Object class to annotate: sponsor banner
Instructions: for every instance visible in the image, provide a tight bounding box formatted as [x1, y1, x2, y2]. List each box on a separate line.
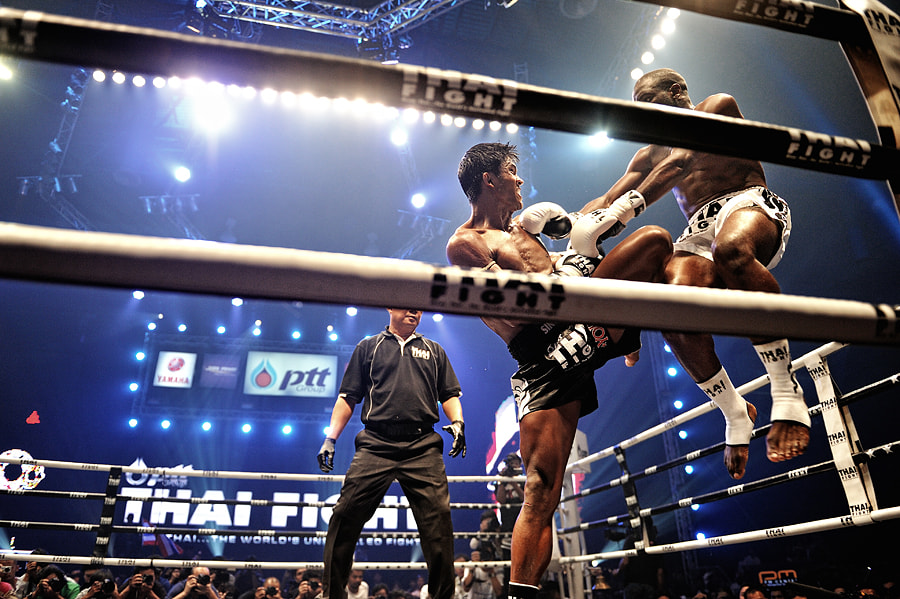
[154, 351, 197, 388]
[199, 354, 241, 389]
[243, 351, 337, 397]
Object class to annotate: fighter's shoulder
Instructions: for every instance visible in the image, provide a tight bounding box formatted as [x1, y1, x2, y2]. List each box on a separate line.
[446, 226, 502, 268]
[696, 93, 743, 118]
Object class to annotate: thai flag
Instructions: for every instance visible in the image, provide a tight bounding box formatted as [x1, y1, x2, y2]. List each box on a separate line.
[141, 521, 183, 557]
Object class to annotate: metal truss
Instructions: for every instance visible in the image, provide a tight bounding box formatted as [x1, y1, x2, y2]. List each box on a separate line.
[208, 0, 474, 41]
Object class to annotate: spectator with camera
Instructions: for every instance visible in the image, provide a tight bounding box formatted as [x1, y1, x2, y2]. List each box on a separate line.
[165, 568, 219, 599]
[25, 566, 80, 599]
[236, 577, 281, 599]
[120, 567, 165, 599]
[290, 571, 321, 599]
[14, 550, 49, 599]
[462, 550, 502, 599]
[74, 570, 119, 599]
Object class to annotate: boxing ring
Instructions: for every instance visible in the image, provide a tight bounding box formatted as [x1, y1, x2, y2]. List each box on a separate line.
[2, 0, 900, 594]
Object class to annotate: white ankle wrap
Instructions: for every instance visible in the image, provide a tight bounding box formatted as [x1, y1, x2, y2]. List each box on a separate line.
[699, 367, 753, 446]
[754, 339, 811, 427]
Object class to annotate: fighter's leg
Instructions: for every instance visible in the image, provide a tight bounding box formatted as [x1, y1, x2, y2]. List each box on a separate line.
[712, 208, 809, 462]
[663, 252, 756, 479]
[588, 225, 673, 362]
[591, 225, 672, 284]
[509, 400, 581, 589]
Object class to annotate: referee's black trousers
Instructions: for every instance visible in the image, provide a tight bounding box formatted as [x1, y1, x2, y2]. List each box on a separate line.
[323, 429, 455, 599]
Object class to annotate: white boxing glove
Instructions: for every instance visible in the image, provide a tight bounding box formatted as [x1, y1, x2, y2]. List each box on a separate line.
[519, 202, 578, 239]
[569, 190, 646, 257]
[553, 250, 601, 278]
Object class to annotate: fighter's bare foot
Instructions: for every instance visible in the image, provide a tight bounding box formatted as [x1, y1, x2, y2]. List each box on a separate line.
[624, 350, 640, 367]
[766, 421, 810, 462]
[724, 401, 757, 480]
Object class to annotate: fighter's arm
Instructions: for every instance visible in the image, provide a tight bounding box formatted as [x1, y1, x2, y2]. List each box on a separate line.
[579, 145, 658, 213]
[446, 229, 502, 272]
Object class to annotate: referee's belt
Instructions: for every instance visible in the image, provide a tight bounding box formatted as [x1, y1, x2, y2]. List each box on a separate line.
[364, 421, 433, 440]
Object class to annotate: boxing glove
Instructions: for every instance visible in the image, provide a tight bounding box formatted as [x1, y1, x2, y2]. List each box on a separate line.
[570, 190, 646, 257]
[519, 202, 578, 239]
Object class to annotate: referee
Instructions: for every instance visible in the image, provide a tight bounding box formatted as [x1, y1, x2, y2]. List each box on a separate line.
[317, 308, 466, 599]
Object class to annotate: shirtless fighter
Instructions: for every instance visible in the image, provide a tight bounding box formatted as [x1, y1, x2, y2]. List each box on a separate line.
[446, 142, 672, 599]
[567, 68, 809, 480]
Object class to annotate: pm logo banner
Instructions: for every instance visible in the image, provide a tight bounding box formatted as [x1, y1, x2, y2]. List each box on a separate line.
[244, 351, 337, 397]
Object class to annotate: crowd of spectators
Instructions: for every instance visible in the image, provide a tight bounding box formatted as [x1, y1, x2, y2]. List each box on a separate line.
[0, 547, 895, 599]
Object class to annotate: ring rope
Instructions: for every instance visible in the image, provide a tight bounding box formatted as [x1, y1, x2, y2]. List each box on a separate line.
[557, 438, 900, 537]
[564, 342, 847, 475]
[0, 453, 520, 486]
[0, 551, 507, 572]
[0, 7, 896, 182]
[0, 520, 507, 542]
[633, 0, 867, 42]
[560, 370, 899, 505]
[559, 506, 900, 566]
[0, 224, 896, 346]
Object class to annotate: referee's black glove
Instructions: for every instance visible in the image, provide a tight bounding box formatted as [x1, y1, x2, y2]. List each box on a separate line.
[442, 420, 466, 458]
[317, 437, 336, 473]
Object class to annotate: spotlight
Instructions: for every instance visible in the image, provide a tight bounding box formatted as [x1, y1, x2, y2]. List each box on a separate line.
[684, 464, 694, 474]
[128, 418, 138, 428]
[129, 383, 139, 392]
[92, 70, 106, 82]
[346, 307, 358, 316]
[329, 332, 339, 341]
[217, 325, 226, 334]
[432, 314, 444, 322]
[232, 297, 244, 307]
[282, 425, 293, 435]
[667, 367, 678, 377]
[673, 399, 684, 410]
[132, 290, 145, 300]
[390, 128, 408, 146]
[252, 327, 261, 336]
[178, 324, 187, 332]
[174, 166, 191, 183]
[291, 330, 301, 340]
[147, 322, 157, 331]
[202, 421, 212, 432]
[411, 193, 426, 209]
[161, 419, 171, 429]
[112, 71, 126, 84]
[241, 423, 252, 433]
[135, 352, 146, 361]
[678, 430, 688, 440]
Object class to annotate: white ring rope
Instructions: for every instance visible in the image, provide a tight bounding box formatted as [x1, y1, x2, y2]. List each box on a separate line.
[0, 7, 897, 182]
[0, 223, 897, 346]
[564, 341, 847, 474]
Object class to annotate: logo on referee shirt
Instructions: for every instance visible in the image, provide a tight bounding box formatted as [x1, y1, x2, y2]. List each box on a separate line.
[411, 347, 431, 360]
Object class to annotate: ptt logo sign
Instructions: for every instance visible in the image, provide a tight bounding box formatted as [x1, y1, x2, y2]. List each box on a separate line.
[244, 351, 337, 398]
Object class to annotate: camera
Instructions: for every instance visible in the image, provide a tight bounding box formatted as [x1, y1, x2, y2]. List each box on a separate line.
[308, 582, 320, 591]
[196, 575, 211, 586]
[265, 588, 279, 597]
[0, 565, 13, 574]
[101, 580, 116, 594]
[49, 578, 66, 594]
